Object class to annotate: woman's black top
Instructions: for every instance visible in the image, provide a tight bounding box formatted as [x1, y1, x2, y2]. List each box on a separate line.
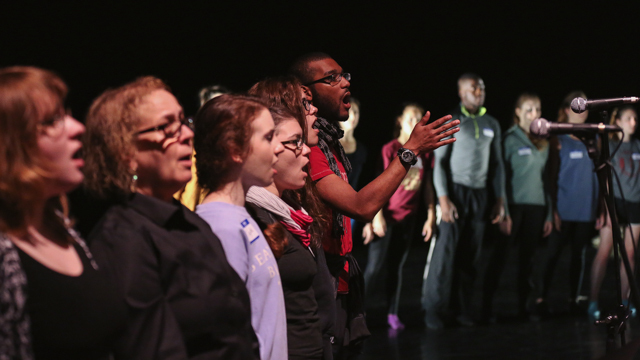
[89, 193, 259, 360]
[247, 203, 324, 360]
[17, 242, 127, 360]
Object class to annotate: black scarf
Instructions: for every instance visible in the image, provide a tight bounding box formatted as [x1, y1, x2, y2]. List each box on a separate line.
[314, 116, 352, 238]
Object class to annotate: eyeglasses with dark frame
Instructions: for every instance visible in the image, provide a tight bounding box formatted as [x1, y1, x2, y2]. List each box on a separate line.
[304, 72, 351, 87]
[302, 98, 311, 112]
[135, 117, 195, 140]
[281, 136, 304, 152]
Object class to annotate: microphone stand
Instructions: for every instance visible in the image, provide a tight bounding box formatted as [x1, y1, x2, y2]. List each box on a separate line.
[576, 111, 640, 352]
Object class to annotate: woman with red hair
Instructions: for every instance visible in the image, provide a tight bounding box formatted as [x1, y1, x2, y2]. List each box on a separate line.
[0, 66, 126, 359]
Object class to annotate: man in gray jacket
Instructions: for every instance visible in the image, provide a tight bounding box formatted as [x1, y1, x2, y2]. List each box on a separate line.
[422, 73, 506, 329]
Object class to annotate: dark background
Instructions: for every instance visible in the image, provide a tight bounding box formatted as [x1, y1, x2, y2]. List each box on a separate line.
[2, 2, 639, 180]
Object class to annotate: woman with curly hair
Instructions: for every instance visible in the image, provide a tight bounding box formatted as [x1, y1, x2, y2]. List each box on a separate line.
[84, 77, 258, 359]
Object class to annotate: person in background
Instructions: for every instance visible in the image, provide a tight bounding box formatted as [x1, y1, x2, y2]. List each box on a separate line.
[0, 66, 127, 360]
[530, 91, 603, 319]
[248, 76, 335, 359]
[84, 77, 258, 359]
[199, 84, 231, 107]
[340, 97, 367, 192]
[175, 84, 232, 210]
[482, 93, 553, 322]
[362, 103, 436, 331]
[194, 95, 288, 360]
[422, 73, 506, 330]
[588, 106, 640, 320]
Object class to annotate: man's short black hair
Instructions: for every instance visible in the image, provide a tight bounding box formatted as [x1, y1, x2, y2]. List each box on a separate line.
[289, 52, 332, 84]
[457, 73, 482, 88]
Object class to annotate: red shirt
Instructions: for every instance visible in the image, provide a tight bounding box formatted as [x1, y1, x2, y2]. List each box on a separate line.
[381, 140, 434, 223]
[309, 146, 352, 293]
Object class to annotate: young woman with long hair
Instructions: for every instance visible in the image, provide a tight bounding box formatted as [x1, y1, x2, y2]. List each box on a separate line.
[194, 94, 288, 360]
[249, 76, 337, 359]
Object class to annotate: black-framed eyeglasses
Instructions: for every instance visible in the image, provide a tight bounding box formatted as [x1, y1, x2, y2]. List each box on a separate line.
[281, 136, 304, 152]
[135, 117, 194, 139]
[302, 98, 312, 112]
[38, 108, 71, 137]
[304, 72, 351, 87]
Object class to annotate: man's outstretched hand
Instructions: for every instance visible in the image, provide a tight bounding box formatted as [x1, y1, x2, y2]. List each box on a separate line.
[404, 112, 460, 156]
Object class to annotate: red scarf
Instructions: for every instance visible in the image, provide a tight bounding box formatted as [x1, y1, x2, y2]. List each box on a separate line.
[281, 209, 313, 248]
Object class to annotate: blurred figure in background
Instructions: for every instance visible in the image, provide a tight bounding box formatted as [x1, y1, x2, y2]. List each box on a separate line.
[529, 91, 603, 319]
[362, 103, 436, 331]
[340, 97, 367, 192]
[482, 93, 552, 322]
[175, 84, 231, 210]
[422, 73, 506, 330]
[588, 106, 640, 320]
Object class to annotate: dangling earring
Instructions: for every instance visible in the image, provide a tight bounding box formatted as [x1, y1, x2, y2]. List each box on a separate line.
[131, 173, 138, 192]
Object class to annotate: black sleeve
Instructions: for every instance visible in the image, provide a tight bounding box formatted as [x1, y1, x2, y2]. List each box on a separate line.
[90, 221, 189, 360]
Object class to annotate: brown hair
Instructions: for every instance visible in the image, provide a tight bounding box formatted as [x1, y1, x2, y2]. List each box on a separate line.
[194, 94, 269, 192]
[249, 79, 329, 250]
[83, 76, 170, 198]
[513, 93, 547, 150]
[557, 90, 587, 123]
[248, 76, 307, 141]
[609, 106, 637, 141]
[0, 66, 71, 240]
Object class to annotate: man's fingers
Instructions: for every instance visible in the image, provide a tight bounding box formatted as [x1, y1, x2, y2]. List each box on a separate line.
[417, 111, 432, 126]
[432, 137, 457, 149]
[436, 126, 461, 140]
[429, 114, 452, 126]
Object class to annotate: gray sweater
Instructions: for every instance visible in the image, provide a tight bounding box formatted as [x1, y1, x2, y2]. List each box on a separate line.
[433, 105, 506, 200]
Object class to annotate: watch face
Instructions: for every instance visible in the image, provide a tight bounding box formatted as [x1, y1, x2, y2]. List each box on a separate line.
[401, 150, 415, 164]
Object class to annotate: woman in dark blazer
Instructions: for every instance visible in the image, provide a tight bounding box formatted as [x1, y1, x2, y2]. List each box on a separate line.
[83, 76, 259, 359]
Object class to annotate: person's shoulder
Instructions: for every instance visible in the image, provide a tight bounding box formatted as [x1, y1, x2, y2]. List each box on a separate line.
[197, 202, 249, 235]
[245, 203, 277, 228]
[90, 203, 141, 236]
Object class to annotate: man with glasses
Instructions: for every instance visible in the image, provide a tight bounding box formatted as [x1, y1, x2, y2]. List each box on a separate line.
[289, 52, 460, 358]
[422, 73, 506, 330]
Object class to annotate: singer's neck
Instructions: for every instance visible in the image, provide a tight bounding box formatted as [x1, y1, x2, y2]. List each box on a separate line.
[623, 133, 632, 142]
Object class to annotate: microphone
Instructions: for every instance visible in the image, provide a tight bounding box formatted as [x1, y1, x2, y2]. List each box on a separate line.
[530, 118, 621, 138]
[571, 96, 639, 114]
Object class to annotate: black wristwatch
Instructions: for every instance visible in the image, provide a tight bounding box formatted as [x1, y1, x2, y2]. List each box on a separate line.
[397, 147, 417, 166]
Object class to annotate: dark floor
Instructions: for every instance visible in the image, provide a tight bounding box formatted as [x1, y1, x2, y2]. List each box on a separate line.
[352, 223, 640, 359]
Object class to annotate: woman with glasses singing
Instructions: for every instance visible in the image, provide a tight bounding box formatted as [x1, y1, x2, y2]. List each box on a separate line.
[194, 94, 288, 360]
[248, 77, 335, 360]
[0, 66, 126, 359]
[84, 77, 259, 359]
